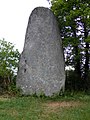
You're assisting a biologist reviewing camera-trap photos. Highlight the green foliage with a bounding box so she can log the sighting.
[51,0,90,90]
[0,39,20,91]
[85,36,90,43]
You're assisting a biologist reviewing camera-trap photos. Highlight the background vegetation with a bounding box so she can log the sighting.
[0,39,20,94]
[51,0,90,91]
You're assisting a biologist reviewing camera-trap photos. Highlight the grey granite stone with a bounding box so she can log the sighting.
[16,7,65,96]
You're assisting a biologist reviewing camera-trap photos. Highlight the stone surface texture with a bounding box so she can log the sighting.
[16,7,65,96]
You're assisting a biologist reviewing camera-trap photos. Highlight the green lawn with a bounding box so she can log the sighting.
[0,93,90,120]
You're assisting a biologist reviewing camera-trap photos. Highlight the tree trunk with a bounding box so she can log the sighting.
[83,22,89,90]
[84,42,89,90]
[72,26,82,90]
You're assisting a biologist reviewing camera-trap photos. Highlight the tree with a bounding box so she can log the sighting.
[51,0,90,90]
[0,39,20,90]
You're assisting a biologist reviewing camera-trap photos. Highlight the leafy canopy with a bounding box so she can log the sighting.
[0,39,20,78]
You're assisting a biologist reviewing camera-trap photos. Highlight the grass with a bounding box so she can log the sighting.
[0,92,90,120]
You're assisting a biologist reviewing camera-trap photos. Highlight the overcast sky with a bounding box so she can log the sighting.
[0,0,50,52]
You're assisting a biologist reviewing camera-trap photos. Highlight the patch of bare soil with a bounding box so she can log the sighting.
[45,101,81,108]
[42,101,82,116]
[0,94,10,101]
[0,97,10,101]
[41,101,83,118]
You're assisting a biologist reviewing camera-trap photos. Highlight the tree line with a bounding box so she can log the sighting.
[50,0,90,91]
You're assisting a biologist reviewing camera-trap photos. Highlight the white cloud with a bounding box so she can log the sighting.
[0,0,50,52]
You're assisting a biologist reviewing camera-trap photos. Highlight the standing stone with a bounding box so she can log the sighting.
[16,7,65,96]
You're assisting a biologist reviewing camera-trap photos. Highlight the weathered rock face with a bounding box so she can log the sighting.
[16,7,65,96]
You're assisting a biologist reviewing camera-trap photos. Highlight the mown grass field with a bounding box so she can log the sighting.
[0,92,90,120]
